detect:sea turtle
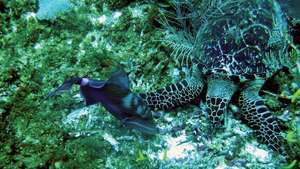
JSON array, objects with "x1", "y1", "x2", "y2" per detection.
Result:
[
  {"x1": 49, "y1": 0, "x2": 293, "y2": 153},
  {"x1": 138, "y1": 0, "x2": 292, "y2": 152}
]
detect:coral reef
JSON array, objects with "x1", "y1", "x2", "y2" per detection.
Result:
[{"x1": 0, "y1": 0, "x2": 299, "y2": 168}]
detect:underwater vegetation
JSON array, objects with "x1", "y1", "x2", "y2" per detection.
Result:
[{"x1": 0, "y1": 0, "x2": 300, "y2": 169}]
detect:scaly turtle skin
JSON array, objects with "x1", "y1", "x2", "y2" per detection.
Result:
[{"x1": 139, "y1": 0, "x2": 292, "y2": 153}]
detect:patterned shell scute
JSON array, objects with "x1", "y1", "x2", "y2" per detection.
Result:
[{"x1": 196, "y1": 0, "x2": 287, "y2": 78}]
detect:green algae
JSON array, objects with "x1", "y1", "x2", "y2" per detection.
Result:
[
  {"x1": 0, "y1": 0, "x2": 171, "y2": 168},
  {"x1": 1, "y1": 0, "x2": 300, "y2": 168}
]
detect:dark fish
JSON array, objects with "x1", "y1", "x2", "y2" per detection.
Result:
[{"x1": 47, "y1": 70, "x2": 158, "y2": 135}]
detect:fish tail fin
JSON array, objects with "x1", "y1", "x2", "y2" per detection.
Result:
[{"x1": 122, "y1": 117, "x2": 159, "y2": 135}]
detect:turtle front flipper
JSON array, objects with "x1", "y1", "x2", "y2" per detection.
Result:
[
  {"x1": 139, "y1": 74, "x2": 203, "y2": 110},
  {"x1": 239, "y1": 80, "x2": 285, "y2": 153},
  {"x1": 206, "y1": 77, "x2": 237, "y2": 128}
]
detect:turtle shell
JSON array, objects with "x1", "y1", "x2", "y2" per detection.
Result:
[{"x1": 194, "y1": 0, "x2": 289, "y2": 79}]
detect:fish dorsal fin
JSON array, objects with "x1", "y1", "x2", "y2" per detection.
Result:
[{"x1": 107, "y1": 70, "x2": 130, "y2": 90}]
